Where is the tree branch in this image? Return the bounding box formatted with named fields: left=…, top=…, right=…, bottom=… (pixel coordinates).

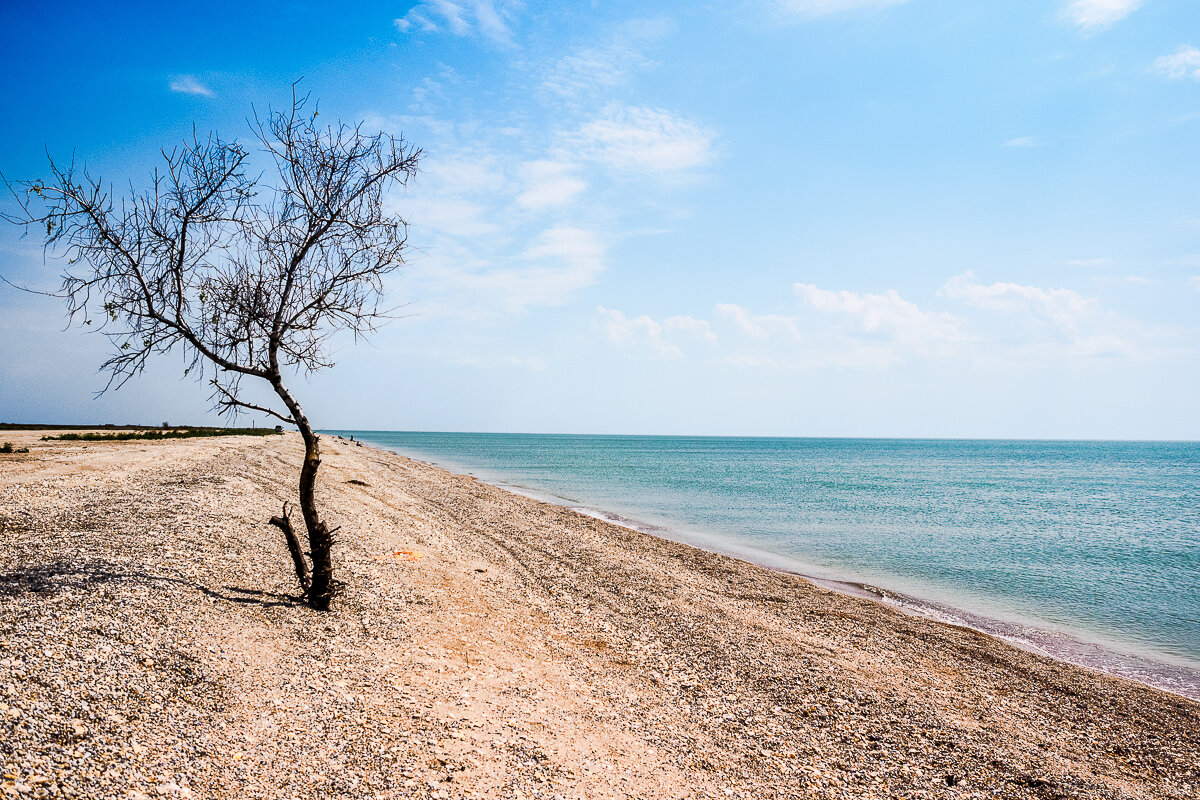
left=209, top=380, right=295, bottom=424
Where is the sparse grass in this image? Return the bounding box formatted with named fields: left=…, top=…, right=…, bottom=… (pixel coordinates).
left=0, top=442, right=30, bottom=454
left=41, top=428, right=282, bottom=442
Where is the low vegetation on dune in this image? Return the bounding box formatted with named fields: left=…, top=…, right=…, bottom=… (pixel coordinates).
left=41, top=428, right=282, bottom=442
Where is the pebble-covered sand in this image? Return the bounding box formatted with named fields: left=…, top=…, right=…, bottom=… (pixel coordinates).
left=0, top=431, right=1197, bottom=799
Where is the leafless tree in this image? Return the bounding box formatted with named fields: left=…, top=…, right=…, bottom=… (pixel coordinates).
left=3, top=91, right=421, bottom=610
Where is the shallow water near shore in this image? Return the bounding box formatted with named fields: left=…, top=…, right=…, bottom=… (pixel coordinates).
left=330, top=431, right=1200, bottom=698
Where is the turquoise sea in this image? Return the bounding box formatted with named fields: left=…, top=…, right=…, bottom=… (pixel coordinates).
left=328, top=431, right=1200, bottom=699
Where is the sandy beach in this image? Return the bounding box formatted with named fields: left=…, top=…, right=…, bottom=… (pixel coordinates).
left=0, top=431, right=1197, bottom=800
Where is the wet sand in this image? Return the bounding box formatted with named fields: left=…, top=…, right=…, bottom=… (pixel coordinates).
left=1, top=431, right=1197, bottom=799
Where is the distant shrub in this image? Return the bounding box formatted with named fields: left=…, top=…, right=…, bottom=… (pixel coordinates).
left=0, top=442, right=11, bottom=453
left=41, top=427, right=282, bottom=442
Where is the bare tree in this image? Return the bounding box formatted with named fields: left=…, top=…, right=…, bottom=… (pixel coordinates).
left=3, top=91, right=421, bottom=610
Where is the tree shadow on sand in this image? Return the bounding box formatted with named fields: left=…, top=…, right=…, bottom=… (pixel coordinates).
left=0, top=559, right=304, bottom=609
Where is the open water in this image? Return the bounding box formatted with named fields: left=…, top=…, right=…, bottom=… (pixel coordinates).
left=328, top=431, right=1200, bottom=698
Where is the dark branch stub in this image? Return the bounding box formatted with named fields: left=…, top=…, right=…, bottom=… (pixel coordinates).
left=2, top=90, right=421, bottom=610
left=269, top=503, right=311, bottom=595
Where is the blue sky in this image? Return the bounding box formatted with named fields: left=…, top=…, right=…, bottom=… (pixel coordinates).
left=2, top=0, right=1199, bottom=438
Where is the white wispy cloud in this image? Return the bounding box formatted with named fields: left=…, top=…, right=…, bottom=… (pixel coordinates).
left=782, top=284, right=966, bottom=367
left=772, top=0, right=910, bottom=20
left=480, top=226, right=606, bottom=309
left=410, top=226, right=607, bottom=320
left=541, top=17, right=673, bottom=101
left=794, top=283, right=964, bottom=345
left=710, top=286, right=966, bottom=368
left=597, top=308, right=683, bottom=359
left=712, top=297, right=946, bottom=369
left=715, top=303, right=770, bottom=340
left=664, top=315, right=718, bottom=344
left=168, top=75, right=214, bottom=97
left=941, top=271, right=1140, bottom=357
left=1003, top=136, right=1043, bottom=148
left=386, top=140, right=604, bottom=319
left=520, top=226, right=604, bottom=275
left=1188, top=276, right=1200, bottom=291
left=1153, top=45, right=1200, bottom=80
left=596, top=307, right=716, bottom=359
left=597, top=275, right=1168, bottom=370
left=371, top=15, right=716, bottom=336
left=425, top=156, right=507, bottom=195
left=407, top=197, right=502, bottom=237
left=379, top=128, right=604, bottom=323
left=575, top=105, right=716, bottom=174
left=515, top=161, right=587, bottom=210
left=716, top=305, right=808, bottom=344
left=1062, top=0, right=1144, bottom=32
left=394, top=0, right=514, bottom=45
left=400, top=152, right=508, bottom=236
left=942, top=272, right=1097, bottom=332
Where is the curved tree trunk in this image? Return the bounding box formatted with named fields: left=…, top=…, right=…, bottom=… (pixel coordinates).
left=297, top=423, right=334, bottom=610
left=271, top=376, right=335, bottom=610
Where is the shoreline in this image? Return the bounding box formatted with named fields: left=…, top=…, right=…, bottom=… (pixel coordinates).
left=357, top=437, right=1200, bottom=703
left=2, top=431, right=1198, bottom=799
